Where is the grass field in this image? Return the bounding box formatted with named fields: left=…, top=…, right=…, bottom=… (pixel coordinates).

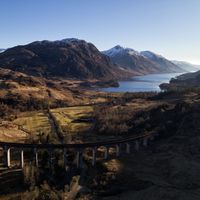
left=0, top=122, right=28, bottom=143
left=13, top=111, right=52, bottom=142
left=0, top=97, right=159, bottom=143
left=50, top=106, right=94, bottom=136
left=0, top=106, right=95, bottom=143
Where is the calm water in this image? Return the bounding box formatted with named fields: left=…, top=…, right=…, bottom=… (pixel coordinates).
left=102, top=73, right=184, bottom=92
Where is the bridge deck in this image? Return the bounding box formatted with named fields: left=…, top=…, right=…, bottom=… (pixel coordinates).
left=0, top=133, right=153, bottom=149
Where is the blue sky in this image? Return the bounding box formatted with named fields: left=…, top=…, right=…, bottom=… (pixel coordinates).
left=1, top=0, right=200, bottom=64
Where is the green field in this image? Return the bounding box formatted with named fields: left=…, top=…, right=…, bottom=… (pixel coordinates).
left=13, top=111, right=52, bottom=141
left=0, top=106, right=95, bottom=143
left=50, top=106, right=94, bottom=135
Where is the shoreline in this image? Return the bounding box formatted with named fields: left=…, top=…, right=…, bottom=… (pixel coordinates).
left=100, top=72, right=184, bottom=93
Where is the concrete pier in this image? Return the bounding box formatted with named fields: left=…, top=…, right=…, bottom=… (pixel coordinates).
left=76, top=150, right=83, bottom=168
left=20, top=149, right=24, bottom=168
left=34, top=148, right=39, bottom=167
left=48, top=149, right=53, bottom=168
left=116, top=144, right=120, bottom=157
left=126, top=143, right=130, bottom=154
left=92, top=147, right=97, bottom=166
left=135, top=140, right=139, bottom=151
left=5, top=147, right=11, bottom=168
left=63, top=148, right=67, bottom=169
left=150, top=135, right=154, bottom=141
left=104, top=147, right=109, bottom=159
left=143, top=138, right=148, bottom=147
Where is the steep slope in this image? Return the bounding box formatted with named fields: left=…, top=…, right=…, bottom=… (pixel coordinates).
left=159, top=70, right=200, bottom=90
left=0, top=49, right=5, bottom=53
left=0, top=67, right=111, bottom=114
left=0, top=39, right=129, bottom=80
left=172, top=60, right=200, bottom=72
left=140, top=51, right=184, bottom=73
left=103, top=46, right=185, bottom=75
left=102, top=46, right=161, bottom=75
left=100, top=101, right=200, bottom=200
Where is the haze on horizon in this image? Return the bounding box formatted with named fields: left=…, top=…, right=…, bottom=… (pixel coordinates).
left=1, top=0, right=200, bottom=64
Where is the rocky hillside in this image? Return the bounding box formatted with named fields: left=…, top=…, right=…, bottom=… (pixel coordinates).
left=160, top=70, right=200, bottom=91
left=0, top=67, right=110, bottom=116
left=103, top=46, right=161, bottom=75
left=141, top=51, right=184, bottom=73
left=0, top=39, right=130, bottom=80
left=100, top=101, right=200, bottom=200
left=103, top=46, right=184, bottom=75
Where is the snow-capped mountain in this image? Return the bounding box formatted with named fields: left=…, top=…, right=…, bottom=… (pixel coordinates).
left=140, top=51, right=164, bottom=59
left=103, top=46, right=185, bottom=74
left=140, top=51, right=185, bottom=73
left=103, top=45, right=140, bottom=57
left=103, top=46, right=161, bottom=74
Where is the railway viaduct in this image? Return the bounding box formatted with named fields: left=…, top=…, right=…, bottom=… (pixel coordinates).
left=0, top=133, right=155, bottom=169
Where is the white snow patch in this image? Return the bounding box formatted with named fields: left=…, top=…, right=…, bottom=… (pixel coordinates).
left=31, top=38, right=83, bottom=46
left=103, top=45, right=140, bottom=57
left=140, top=51, right=164, bottom=59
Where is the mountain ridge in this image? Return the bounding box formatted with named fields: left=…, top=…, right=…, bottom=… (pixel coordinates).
left=103, top=46, right=185, bottom=74
left=0, top=40, right=189, bottom=82
left=0, top=39, right=131, bottom=80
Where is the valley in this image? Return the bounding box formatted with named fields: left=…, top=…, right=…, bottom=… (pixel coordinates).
left=0, top=38, right=200, bottom=200
left=1, top=86, right=200, bottom=199
left=1, top=1, right=200, bottom=199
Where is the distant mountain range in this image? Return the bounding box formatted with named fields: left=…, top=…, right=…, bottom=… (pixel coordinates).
left=0, top=39, right=196, bottom=82
left=103, top=46, right=185, bottom=75
left=0, top=39, right=130, bottom=80
left=171, top=60, right=200, bottom=72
